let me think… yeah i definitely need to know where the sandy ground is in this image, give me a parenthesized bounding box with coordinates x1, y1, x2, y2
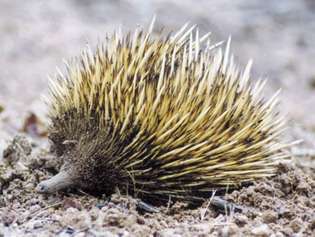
(0, 0, 315, 236)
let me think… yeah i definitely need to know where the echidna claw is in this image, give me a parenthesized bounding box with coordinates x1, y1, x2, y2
(210, 196, 243, 214)
(137, 200, 160, 213)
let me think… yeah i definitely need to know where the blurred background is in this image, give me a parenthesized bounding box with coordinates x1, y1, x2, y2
(0, 0, 315, 151)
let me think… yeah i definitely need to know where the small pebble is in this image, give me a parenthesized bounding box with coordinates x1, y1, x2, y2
(219, 223, 239, 237)
(289, 218, 302, 233)
(29, 204, 41, 213)
(235, 214, 248, 226)
(65, 227, 75, 235)
(32, 220, 43, 229)
(137, 216, 146, 225)
(24, 182, 35, 190)
(262, 210, 278, 223)
(251, 224, 271, 237)
(309, 216, 315, 230)
(1, 211, 15, 226)
(155, 229, 181, 237)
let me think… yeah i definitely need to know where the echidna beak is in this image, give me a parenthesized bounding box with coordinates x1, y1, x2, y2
(36, 171, 74, 193)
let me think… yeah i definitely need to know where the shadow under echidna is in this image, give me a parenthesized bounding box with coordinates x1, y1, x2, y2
(36, 20, 294, 202)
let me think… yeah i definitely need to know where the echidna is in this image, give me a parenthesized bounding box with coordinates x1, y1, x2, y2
(36, 22, 292, 201)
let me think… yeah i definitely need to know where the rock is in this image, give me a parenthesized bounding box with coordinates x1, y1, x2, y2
(309, 216, 315, 230)
(137, 216, 146, 225)
(289, 218, 302, 233)
(235, 214, 248, 226)
(262, 210, 278, 224)
(251, 224, 271, 237)
(273, 232, 285, 237)
(155, 228, 181, 237)
(32, 220, 43, 229)
(3, 135, 32, 164)
(219, 223, 240, 237)
(1, 210, 15, 226)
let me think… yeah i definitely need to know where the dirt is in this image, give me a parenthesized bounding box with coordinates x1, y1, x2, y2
(0, 0, 315, 236)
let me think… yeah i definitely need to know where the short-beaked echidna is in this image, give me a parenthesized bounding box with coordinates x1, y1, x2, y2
(36, 23, 292, 201)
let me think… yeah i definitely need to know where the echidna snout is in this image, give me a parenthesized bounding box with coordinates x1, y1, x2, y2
(36, 170, 75, 193)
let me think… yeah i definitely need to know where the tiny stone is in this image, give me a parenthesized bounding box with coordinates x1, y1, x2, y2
(3, 135, 32, 164)
(24, 182, 35, 190)
(29, 204, 41, 213)
(51, 214, 62, 222)
(274, 232, 285, 237)
(63, 197, 82, 210)
(235, 214, 248, 226)
(289, 218, 302, 233)
(65, 207, 78, 214)
(65, 227, 75, 235)
(124, 215, 137, 226)
(33, 220, 43, 229)
(281, 227, 293, 236)
(2, 211, 15, 226)
(309, 216, 315, 230)
(29, 198, 40, 206)
(262, 210, 278, 223)
(74, 233, 85, 237)
(117, 230, 130, 237)
(92, 230, 116, 237)
(219, 223, 239, 237)
(296, 181, 310, 193)
(251, 224, 271, 237)
(137, 216, 146, 225)
(278, 207, 293, 219)
(155, 229, 181, 237)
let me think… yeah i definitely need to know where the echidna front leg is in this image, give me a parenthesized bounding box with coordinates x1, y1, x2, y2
(36, 170, 75, 193)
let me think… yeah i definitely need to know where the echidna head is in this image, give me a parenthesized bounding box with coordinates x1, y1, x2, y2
(37, 129, 131, 194)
